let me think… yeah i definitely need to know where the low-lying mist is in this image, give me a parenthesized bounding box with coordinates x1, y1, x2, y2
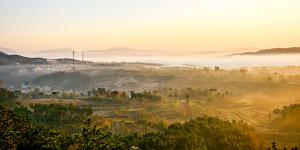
(25, 51, 300, 68)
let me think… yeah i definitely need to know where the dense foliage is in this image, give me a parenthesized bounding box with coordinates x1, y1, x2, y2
(157, 87, 230, 103)
(87, 88, 161, 104)
(0, 88, 17, 104)
(0, 105, 31, 149)
(30, 104, 93, 130)
(0, 103, 261, 150)
(129, 117, 258, 150)
(0, 105, 126, 150)
(272, 103, 300, 132)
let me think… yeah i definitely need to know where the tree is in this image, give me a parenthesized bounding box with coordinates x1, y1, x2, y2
(0, 105, 32, 149)
(18, 125, 67, 150)
(185, 94, 190, 105)
(81, 119, 126, 150)
(0, 88, 17, 104)
(0, 80, 4, 88)
(131, 117, 258, 150)
(52, 91, 59, 98)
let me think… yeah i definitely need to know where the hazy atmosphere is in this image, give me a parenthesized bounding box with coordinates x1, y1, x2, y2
(1, 1, 300, 150)
(1, 0, 300, 52)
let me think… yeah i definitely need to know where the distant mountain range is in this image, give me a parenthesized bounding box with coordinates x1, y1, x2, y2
(1, 46, 300, 65)
(0, 51, 47, 65)
(0, 51, 91, 65)
(0, 46, 242, 59)
(36, 47, 199, 57)
(31, 46, 300, 57)
(0, 47, 20, 55)
(234, 47, 300, 55)
(36, 48, 73, 54)
(34, 47, 229, 58)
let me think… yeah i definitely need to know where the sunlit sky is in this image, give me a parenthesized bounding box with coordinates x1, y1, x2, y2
(1, 0, 300, 52)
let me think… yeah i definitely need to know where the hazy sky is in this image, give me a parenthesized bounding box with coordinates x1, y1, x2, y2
(1, 0, 300, 52)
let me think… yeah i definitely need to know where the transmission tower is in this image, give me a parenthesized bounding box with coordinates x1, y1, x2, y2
(72, 50, 75, 64)
(82, 51, 84, 64)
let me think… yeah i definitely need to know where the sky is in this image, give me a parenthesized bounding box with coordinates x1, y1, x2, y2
(1, 0, 300, 52)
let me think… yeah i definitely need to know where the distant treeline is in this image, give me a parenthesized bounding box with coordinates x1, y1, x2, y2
(13, 87, 229, 105)
(30, 104, 93, 129)
(157, 87, 230, 102)
(87, 88, 161, 104)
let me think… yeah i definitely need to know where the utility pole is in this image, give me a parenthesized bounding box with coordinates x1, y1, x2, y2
(72, 50, 75, 64)
(81, 51, 84, 64)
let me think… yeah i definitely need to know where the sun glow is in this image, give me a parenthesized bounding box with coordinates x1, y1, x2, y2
(1, 0, 300, 51)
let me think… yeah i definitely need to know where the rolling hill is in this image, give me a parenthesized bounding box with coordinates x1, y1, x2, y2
(0, 47, 20, 55)
(0, 51, 48, 65)
(0, 51, 91, 65)
(234, 47, 300, 55)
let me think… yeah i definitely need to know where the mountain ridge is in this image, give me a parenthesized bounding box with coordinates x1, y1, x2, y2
(0, 47, 20, 55)
(233, 47, 300, 55)
(0, 51, 92, 65)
